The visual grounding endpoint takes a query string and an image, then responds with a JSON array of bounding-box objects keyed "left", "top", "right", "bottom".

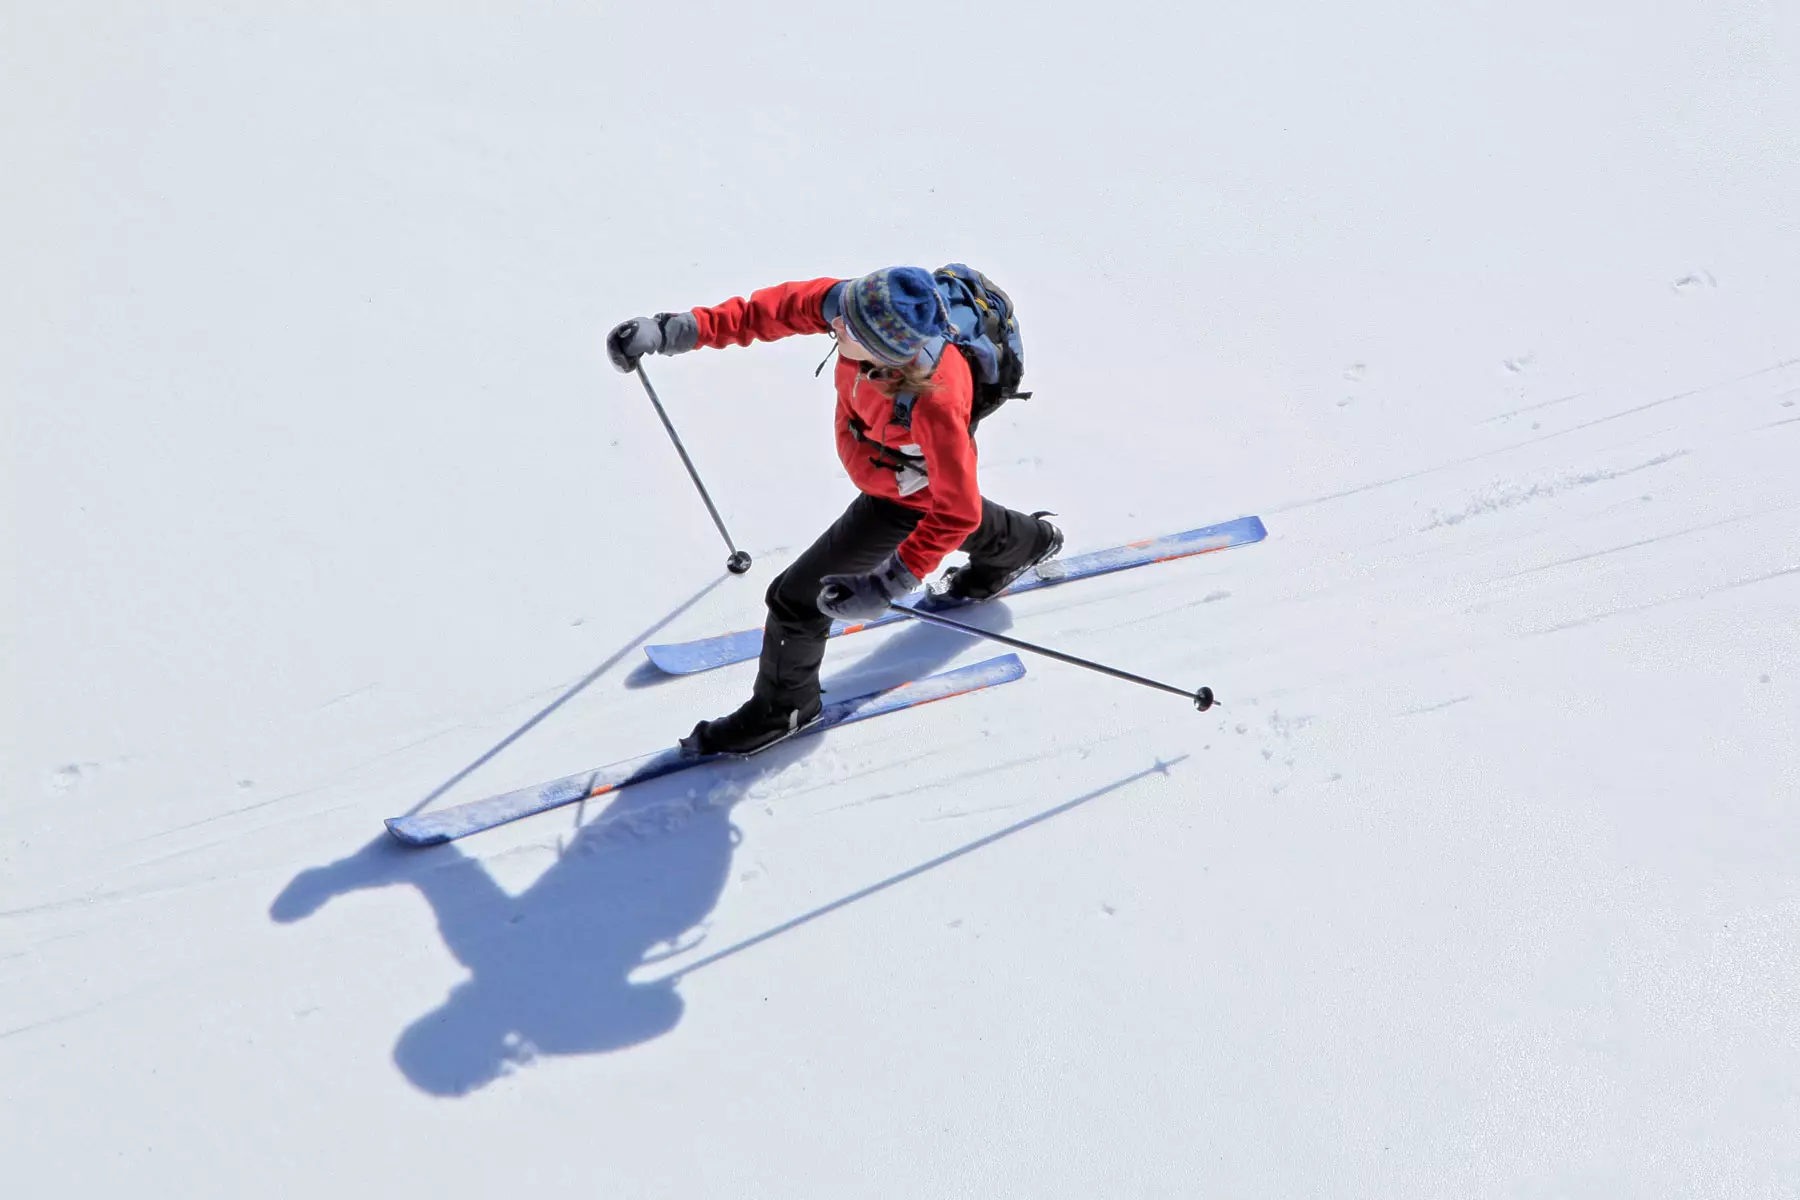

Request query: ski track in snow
[
  {"left": 1271, "top": 356, "right": 1800, "bottom": 516},
  {"left": 1525, "top": 563, "right": 1800, "bottom": 637},
  {"left": 1396, "top": 695, "right": 1474, "bottom": 717},
  {"left": 1420, "top": 451, "right": 1689, "bottom": 531}
]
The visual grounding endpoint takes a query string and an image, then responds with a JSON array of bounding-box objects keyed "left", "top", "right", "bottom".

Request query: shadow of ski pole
[
  {"left": 399, "top": 576, "right": 727, "bottom": 819},
  {"left": 648, "top": 755, "right": 1190, "bottom": 984}
]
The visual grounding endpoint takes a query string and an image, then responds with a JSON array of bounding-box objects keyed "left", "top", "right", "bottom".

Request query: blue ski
[
  {"left": 645, "top": 515, "right": 1268, "bottom": 675},
  {"left": 385, "top": 653, "right": 1028, "bottom": 846}
]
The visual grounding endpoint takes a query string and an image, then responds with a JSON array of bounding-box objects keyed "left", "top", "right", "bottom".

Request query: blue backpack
[{"left": 932, "top": 263, "right": 1031, "bottom": 432}]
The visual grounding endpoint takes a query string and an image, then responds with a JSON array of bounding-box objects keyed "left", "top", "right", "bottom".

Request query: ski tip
[
  {"left": 975, "top": 652, "right": 1027, "bottom": 682},
  {"left": 384, "top": 817, "right": 448, "bottom": 848},
  {"left": 644, "top": 628, "right": 763, "bottom": 675},
  {"left": 643, "top": 644, "right": 713, "bottom": 675}
]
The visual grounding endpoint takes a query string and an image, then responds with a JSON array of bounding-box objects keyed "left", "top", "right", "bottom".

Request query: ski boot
[
  {"left": 936, "top": 511, "right": 1064, "bottom": 604},
  {"left": 680, "top": 693, "right": 823, "bottom": 757}
]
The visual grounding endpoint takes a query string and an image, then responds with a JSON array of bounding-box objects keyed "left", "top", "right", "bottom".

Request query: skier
[{"left": 606, "top": 267, "right": 1062, "bottom": 755}]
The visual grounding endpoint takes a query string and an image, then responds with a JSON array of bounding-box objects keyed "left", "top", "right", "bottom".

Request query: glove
[
  {"left": 817, "top": 553, "right": 922, "bottom": 621},
  {"left": 606, "top": 311, "right": 699, "bottom": 373}
]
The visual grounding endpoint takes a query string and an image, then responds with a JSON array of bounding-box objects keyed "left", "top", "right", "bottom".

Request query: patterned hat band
[{"left": 844, "top": 267, "right": 947, "bottom": 365}]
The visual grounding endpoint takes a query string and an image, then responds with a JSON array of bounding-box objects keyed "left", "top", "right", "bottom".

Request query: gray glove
[
  {"left": 606, "top": 311, "right": 699, "bottom": 373},
  {"left": 818, "top": 553, "right": 922, "bottom": 621}
]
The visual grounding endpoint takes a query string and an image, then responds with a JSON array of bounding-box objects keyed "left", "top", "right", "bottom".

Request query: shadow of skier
[
  {"left": 269, "top": 611, "right": 1010, "bottom": 1096},
  {"left": 271, "top": 776, "right": 734, "bottom": 1095}
]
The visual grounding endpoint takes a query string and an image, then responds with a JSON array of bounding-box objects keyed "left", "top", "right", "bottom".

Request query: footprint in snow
[
  {"left": 51, "top": 762, "right": 98, "bottom": 793},
  {"left": 1266, "top": 711, "right": 1317, "bottom": 740}
]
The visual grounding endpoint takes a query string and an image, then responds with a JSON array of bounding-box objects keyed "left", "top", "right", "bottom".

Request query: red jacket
[{"left": 688, "top": 277, "right": 983, "bottom": 579}]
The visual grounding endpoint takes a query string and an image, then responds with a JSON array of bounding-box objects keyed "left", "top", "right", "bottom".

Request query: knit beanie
[{"left": 843, "top": 267, "right": 947, "bottom": 365}]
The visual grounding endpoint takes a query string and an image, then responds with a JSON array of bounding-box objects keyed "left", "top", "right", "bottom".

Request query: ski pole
[
  {"left": 889, "top": 604, "right": 1217, "bottom": 711},
  {"left": 633, "top": 362, "right": 752, "bottom": 575}
]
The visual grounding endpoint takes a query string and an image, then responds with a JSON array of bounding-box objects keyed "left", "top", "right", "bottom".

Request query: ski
[
  {"left": 385, "top": 653, "right": 1028, "bottom": 846},
  {"left": 645, "top": 514, "right": 1268, "bottom": 675}
]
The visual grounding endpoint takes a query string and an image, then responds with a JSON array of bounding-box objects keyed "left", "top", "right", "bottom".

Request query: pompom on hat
[{"left": 842, "top": 266, "right": 948, "bottom": 365}]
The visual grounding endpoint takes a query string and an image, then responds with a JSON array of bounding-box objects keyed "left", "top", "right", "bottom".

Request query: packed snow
[{"left": 4, "top": 2, "right": 1798, "bottom": 1195}]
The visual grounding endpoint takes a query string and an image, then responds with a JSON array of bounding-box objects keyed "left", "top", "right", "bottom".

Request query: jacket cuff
[
  {"left": 880, "top": 552, "right": 922, "bottom": 594},
  {"left": 656, "top": 311, "right": 699, "bottom": 355}
]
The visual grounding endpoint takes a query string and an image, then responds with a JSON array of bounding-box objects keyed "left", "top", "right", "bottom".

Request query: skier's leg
[
  {"left": 684, "top": 494, "right": 920, "bottom": 754},
  {"left": 940, "top": 500, "right": 1063, "bottom": 601},
  {"left": 757, "top": 493, "right": 921, "bottom": 707}
]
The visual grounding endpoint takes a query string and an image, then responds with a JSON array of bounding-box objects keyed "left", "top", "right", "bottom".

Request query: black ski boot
[
  {"left": 938, "top": 511, "right": 1064, "bottom": 603},
  {"left": 680, "top": 693, "right": 823, "bottom": 757}
]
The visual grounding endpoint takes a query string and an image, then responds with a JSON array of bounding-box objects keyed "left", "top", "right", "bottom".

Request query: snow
[{"left": 4, "top": 1, "right": 1798, "bottom": 1194}]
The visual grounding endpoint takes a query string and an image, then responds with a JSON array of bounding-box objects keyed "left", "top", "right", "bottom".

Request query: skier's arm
[
  {"left": 689, "top": 277, "right": 841, "bottom": 350},
  {"left": 606, "top": 277, "right": 843, "bottom": 372},
  {"left": 895, "top": 381, "right": 983, "bottom": 580}
]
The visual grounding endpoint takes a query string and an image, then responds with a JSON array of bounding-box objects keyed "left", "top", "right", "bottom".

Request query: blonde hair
[{"left": 866, "top": 357, "right": 939, "bottom": 398}]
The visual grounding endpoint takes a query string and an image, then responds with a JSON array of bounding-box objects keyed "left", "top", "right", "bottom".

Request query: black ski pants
[{"left": 755, "top": 494, "right": 1043, "bottom": 709}]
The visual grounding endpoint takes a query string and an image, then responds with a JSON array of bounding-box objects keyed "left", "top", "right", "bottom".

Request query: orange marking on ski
[
  {"left": 1151, "top": 540, "right": 1229, "bottom": 564},
  {"left": 901, "top": 681, "right": 1002, "bottom": 711}
]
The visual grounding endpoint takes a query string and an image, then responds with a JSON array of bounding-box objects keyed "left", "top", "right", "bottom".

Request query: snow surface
[{"left": 4, "top": 2, "right": 1799, "bottom": 1195}]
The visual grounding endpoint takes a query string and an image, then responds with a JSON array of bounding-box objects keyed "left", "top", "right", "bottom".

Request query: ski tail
[{"left": 385, "top": 654, "right": 1027, "bottom": 846}]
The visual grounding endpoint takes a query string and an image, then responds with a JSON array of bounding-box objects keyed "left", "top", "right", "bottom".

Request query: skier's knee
[{"left": 767, "top": 570, "right": 828, "bottom": 625}]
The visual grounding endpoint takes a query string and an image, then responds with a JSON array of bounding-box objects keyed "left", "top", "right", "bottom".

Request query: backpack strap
[
  {"left": 846, "top": 383, "right": 924, "bottom": 473},
  {"left": 889, "top": 389, "right": 919, "bottom": 431},
  {"left": 845, "top": 414, "right": 925, "bottom": 473}
]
